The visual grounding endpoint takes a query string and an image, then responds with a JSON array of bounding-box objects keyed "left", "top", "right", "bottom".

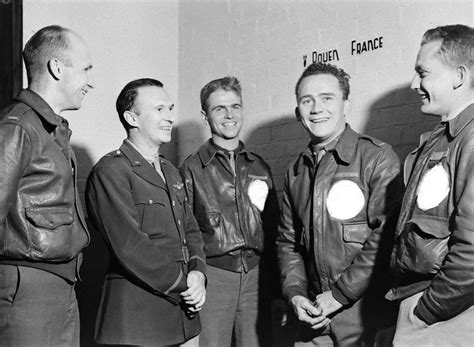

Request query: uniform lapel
[{"left": 119, "top": 141, "right": 167, "bottom": 190}]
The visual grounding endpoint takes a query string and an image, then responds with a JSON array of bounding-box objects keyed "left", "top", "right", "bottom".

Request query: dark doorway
[{"left": 0, "top": 0, "right": 22, "bottom": 110}]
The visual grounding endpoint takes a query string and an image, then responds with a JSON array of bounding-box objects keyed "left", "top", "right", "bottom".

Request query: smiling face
[
  {"left": 203, "top": 89, "right": 243, "bottom": 149},
  {"left": 132, "top": 86, "right": 176, "bottom": 147},
  {"left": 60, "top": 34, "right": 94, "bottom": 111},
  {"left": 296, "top": 73, "right": 350, "bottom": 144},
  {"left": 411, "top": 40, "right": 458, "bottom": 119}
]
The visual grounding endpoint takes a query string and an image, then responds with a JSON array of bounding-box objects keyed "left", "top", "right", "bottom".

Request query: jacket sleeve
[
  {"left": 276, "top": 170, "right": 309, "bottom": 301},
  {"left": 415, "top": 133, "right": 474, "bottom": 325},
  {"left": 183, "top": 200, "right": 206, "bottom": 276},
  {"left": 332, "top": 145, "right": 402, "bottom": 304},
  {"left": 85, "top": 164, "right": 187, "bottom": 302},
  {"left": 0, "top": 124, "right": 31, "bottom": 229}
]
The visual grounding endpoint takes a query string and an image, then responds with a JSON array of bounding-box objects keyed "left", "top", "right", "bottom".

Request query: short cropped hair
[
  {"left": 200, "top": 76, "right": 242, "bottom": 112},
  {"left": 421, "top": 24, "right": 474, "bottom": 82},
  {"left": 116, "top": 78, "right": 164, "bottom": 132},
  {"left": 23, "top": 25, "right": 73, "bottom": 83},
  {"left": 295, "top": 62, "right": 351, "bottom": 100}
]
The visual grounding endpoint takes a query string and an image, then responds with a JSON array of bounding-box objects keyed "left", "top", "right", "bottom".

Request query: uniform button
[
  {"left": 172, "top": 201, "right": 176, "bottom": 207},
  {"left": 177, "top": 220, "right": 181, "bottom": 226},
  {"left": 115, "top": 150, "right": 121, "bottom": 155},
  {"left": 148, "top": 199, "right": 153, "bottom": 204}
]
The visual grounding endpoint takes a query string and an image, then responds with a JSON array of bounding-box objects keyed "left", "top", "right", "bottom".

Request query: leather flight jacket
[
  {"left": 180, "top": 140, "right": 275, "bottom": 272},
  {"left": 0, "top": 90, "right": 89, "bottom": 271},
  {"left": 387, "top": 104, "right": 474, "bottom": 325},
  {"left": 277, "top": 125, "right": 402, "bottom": 305}
]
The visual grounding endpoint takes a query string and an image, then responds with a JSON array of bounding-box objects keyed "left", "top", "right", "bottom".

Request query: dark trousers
[
  {"left": 295, "top": 294, "right": 397, "bottom": 347},
  {"left": 0, "top": 264, "right": 79, "bottom": 346},
  {"left": 199, "top": 265, "right": 264, "bottom": 347}
]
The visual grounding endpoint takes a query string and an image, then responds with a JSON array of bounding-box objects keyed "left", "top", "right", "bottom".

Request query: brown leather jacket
[
  {"left": 277, "top": 125, "right": 402, "bottom": 305},
  {"left": 387, "top": 104, "right": 474, "bottom": 325},
  {"left": 0, "top": 90, "right": 89, "bottom": 280}
]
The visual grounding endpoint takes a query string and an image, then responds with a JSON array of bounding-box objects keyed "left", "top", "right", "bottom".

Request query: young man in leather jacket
[
  {"left": 0, "top": 25, "right": 93, "bottom": 346},
  {"left": 277, "top": 62, "right": 402, "bottom": 346},
  {"left": 180, "top": 76, "right": 278, "bottom": 347},
  {"left": 387, "top": 24, "right": 474, "bottom": 346}
]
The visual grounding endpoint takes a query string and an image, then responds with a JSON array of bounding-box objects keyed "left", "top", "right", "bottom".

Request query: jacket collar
[
  {"left": 198, "top": 139, "right": 256, "bottom": 166},
  {"left": 15, "top": 89, "right": 64, "bottom": 128},
  {"left": 300, "top": 124, "right": 356, "bottom": 168},
  {"left": 446, "top": 103, "right": 474, "bottom": 139},
  {"left": 119, "top": 140, "right": 167, "bottom": 189}
]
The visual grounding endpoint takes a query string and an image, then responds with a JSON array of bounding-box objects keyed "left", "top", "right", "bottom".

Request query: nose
[
  {"left": 410, "top": 73, "right": 420, "bottom": 91},
  {"left": 311, "top": 101, "right": 322, "bottom": 114},
  {"left": 87, "top": 72, "right": 95, "bottom": 89},
  {"left": 224, "top": 107, "right": 234, "bottom": 118},
  {"left": 165, "top": 108, "right": 176, "bottom": 124}
]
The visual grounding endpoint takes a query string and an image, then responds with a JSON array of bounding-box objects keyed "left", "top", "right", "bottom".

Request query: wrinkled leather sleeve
[
  {"left": 276, "top": 170, "right": 309, "bottom": 301},
  {"left": 0, "top": 124, "right": 31, "bottom": 238},
  {"left": 415, "top": 129, "right": 474, "bottom": 325},
  {"left": 332, "top": 145, "right": 402, "bottom": 304},
  {"left": 86, "top": 163, "right": 188, "bottom": 302}
]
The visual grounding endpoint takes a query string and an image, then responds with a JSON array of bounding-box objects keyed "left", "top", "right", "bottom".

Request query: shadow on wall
[
  {"left": 364, "top": 84, "right": 438, "bottom": 162},
  {"left": 72, "top": 144, "right": 109, "bottom": 347},
  {"left": 173, "top": 118, "right": 210, "bottom": 165}
]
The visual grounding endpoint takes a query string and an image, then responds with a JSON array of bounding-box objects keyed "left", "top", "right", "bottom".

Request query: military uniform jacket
[{"left": 86, "top": 140, "right": 206, "bottom": 345}]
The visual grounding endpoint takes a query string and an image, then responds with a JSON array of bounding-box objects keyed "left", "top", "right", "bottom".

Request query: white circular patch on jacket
[
  {"left": 326, "top": 180, "right": 365, "bottom": 220},
  {"left": 247, "top": 179, "right": 269, "bottom": 212},
  {"left": 416, "top": 164, "right": 450, "bottom": 211}
]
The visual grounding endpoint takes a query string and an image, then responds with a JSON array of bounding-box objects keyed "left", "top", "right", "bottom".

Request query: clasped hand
[
  {"left": 291, "top": 291, "right": 343, "bottom": 330},
  {"left": 180, "top": 270, "right": 206, "bottom": 316}
]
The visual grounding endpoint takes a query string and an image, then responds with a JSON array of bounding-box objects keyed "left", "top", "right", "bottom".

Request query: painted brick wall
[{"left": 177, "top": 0, "right": 473, "bottom": 192}]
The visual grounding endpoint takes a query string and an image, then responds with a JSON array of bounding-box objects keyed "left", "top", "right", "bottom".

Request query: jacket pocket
[
  {"left": 25, "top": 207, "right": 74, "bottom": 260},
  {"left": 196, "top": 211, "right": 244, "bottom": 256},
  {"left": 134, "top": 196, "right": 167, "bottom": 238},
  {"left": 400, "top": 214, "right": 450, "bottom": 275},
  {"left": 342, "top": 222, "right": 371, "bottom": 262},
  {"left": 343, "top": 222, "right": 370, "bottom": 244}
]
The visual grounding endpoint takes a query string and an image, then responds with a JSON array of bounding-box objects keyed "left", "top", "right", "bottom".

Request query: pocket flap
[
  {"left": 134, "top": 196, "right": 166, "bottom": 206},
  {"left": 343, "top": 222, "right": 370, "bottom": 244},
  {"left": 197, "top": 212, "right": 221, "bottom": 228},
  {"left": 408, "top": 214, "right": 450, "bottom": 239},
  {"left": 25, "top": 207, "right": 73, "bottom": 230}
]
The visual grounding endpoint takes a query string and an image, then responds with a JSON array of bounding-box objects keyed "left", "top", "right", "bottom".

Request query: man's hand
[
  {"left": 315, "top": 291, "right": 343, "bottom": 317},
  {"left": 290, "top": 295, "right": 330, "bottom": 330},
  {"left": 180, "top": 271, "right": 206, "bottom": 313}
]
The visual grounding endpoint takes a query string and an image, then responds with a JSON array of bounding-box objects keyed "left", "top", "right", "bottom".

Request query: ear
[
  {"left": 453, "top": 65, "right": 468, "bottom": 89},
  {"left": 201, "top": 110, "right": 208, "bottom": 124},
  {"left": 47, "top": 58, "right": 62, "bottom": 81},
  {"left": 124, "top": 110, "right": 139, "bottom": 128},
  {"left": 343, "top": 99, "right": 352, "bottom": 116},
  {"left": 295, "top": 106, "right": 302, "bottom": 121}
]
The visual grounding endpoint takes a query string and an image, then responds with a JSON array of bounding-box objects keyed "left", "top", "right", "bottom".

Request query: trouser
[
  {"left": 198, "top": 265, "right": 268, "bottom": 347},
  {"left": 0, "top": 264, "right": 79, "bottom": 347},
  {"left": 295, "top": 294, "right": 397, "bottom": 347},
  {"left": 393, "top": 291, "right": 474, "bottom": 347}
]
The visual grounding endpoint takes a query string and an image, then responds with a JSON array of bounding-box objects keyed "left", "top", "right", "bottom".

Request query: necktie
[
  {"left": 152, "top": 157, "right": 165, "bottom": 181},
  {"left": 228, "top": 151, "right": 235, "bottom": 174}
]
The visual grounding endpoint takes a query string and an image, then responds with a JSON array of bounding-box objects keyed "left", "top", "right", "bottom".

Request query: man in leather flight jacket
[
  {"left": 0, "top": 26, "right": 93, "bottom": 346},
  {"left": 180, "top": 76, "right": 278, "bottom": 347},
  {"left": 277, "top": 63, "right": 402, "bottom": 346},
  {"left": 387, "top": 25, "right": 474, "bottom": 346}
]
